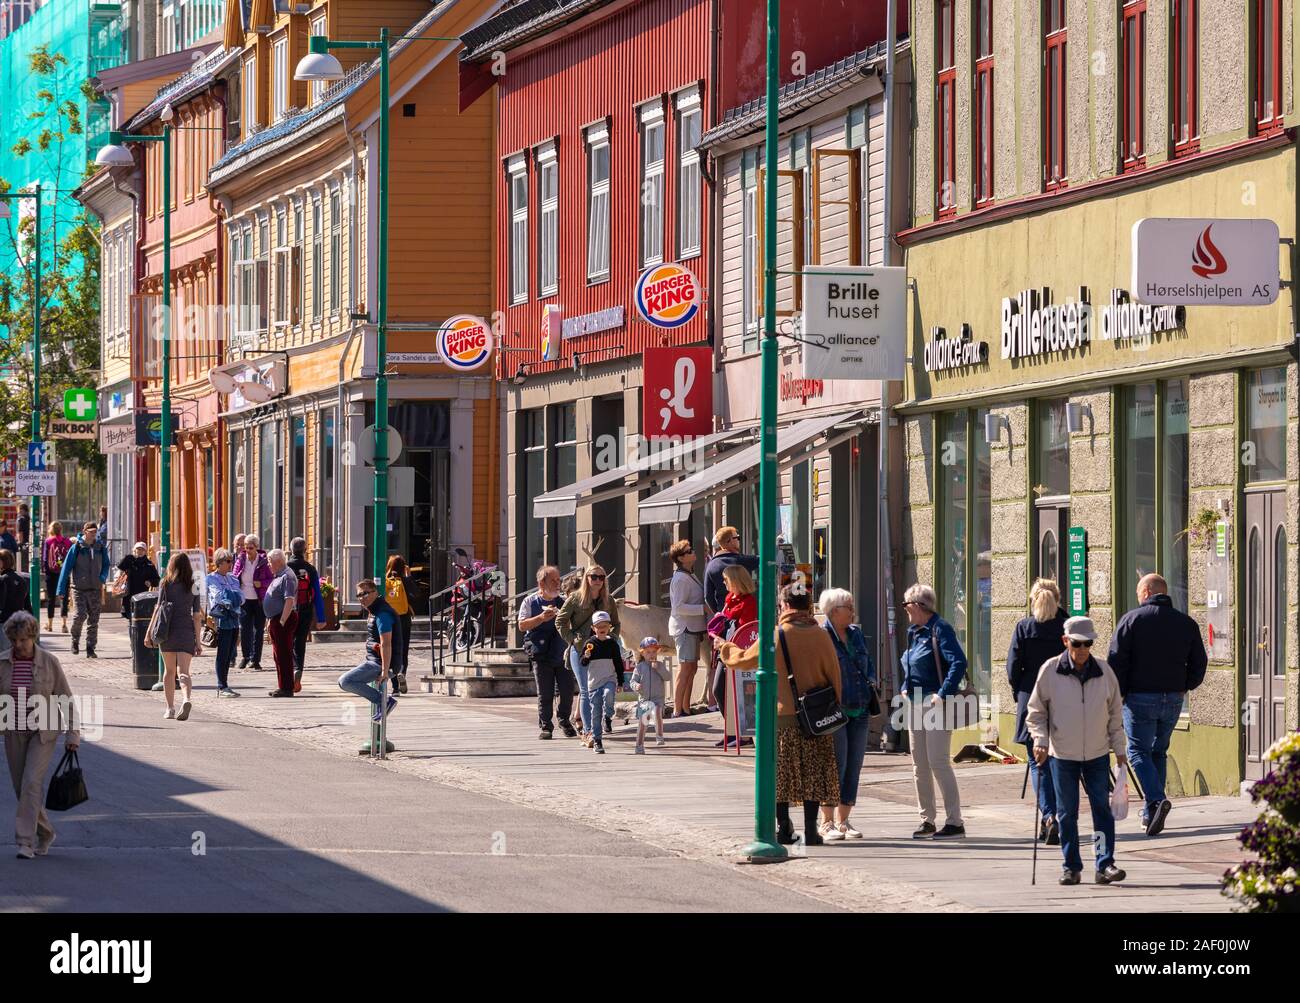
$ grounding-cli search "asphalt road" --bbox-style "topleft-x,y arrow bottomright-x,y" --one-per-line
0,670 -> 835,913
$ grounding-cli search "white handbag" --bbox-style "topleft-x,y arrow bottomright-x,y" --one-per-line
1110,765 -> 1130,821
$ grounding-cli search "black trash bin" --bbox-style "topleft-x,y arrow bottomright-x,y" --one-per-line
130,590 -> 160,690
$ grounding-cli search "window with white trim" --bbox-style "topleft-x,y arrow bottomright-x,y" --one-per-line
639,102 -> 665,267
585,124 -> 610,280
309,14 -> 327,105
507,155 -> 529,304
329,187 -> 342,312
233,224 -> 256,336
256,216 -> 269,333
311,194 -> 323,319
243,55 -> 257,136
675,88 -> 702,259
273,207 -> 289,326
292,199 -> 304,325
537,143 -> 558,296
741,147 -> 758,353
272,37 -> 287,122
846,103 -> 870,263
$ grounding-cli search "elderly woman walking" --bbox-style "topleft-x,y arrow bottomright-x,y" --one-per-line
899,583 -> 968,839
1,612 -> 79,858
720,583 -> 841,846
817,587 -> 876,841
667,540 -> 706,717
556,564 -> 621,742
1007,578 -> 1068,844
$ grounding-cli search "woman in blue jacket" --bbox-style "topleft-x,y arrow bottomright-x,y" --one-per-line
205,549 -> 245,699
899,583 -> 968,839
1006,578 -> 1068,844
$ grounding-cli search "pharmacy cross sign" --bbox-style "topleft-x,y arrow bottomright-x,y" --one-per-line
63,388 -> 97,422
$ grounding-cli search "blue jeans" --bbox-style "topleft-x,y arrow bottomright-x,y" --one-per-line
339,661 -> 384,709
1051,755 -> 1116,873
588,680 -> 616,741
569,648 -> 591,731
215,626 -> 239,689
832,712 -> 872,806
1024,741 -> 1057,819
1123,691 -> 1183,815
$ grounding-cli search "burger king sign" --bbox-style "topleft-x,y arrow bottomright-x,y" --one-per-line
436,314 -> 493,371
634,263 -> 702,329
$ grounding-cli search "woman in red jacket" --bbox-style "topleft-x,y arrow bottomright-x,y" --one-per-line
712,564 -> 758,746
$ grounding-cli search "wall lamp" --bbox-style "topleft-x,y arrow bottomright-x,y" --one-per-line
512,363 -> 530,385
1066,401 -> 1092,434
984,412 -> 1007,445
572,352 -> 585,376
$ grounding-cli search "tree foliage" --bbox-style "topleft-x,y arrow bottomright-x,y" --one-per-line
0,44 -> 104,478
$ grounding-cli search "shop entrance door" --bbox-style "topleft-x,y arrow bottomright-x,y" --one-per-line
375,448 -> 450,614
1034,496 -> 1070,587
1244,488 -> 1287,781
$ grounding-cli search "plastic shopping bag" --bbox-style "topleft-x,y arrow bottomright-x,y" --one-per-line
635,700 -> 658,726
1110,765 -> 1130,821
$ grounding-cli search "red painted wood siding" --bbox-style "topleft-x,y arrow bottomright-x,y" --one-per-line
493,0 -> 711,378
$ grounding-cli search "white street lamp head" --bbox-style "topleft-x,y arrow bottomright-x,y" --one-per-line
160,102 -> 175,122
295,51 -> 344,82
94,143 -> 135,168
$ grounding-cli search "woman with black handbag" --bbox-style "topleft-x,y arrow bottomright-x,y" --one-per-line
0,611 -> 79,858
718,583 -> 842,846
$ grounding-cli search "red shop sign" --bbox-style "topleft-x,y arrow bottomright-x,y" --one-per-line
643,346 -> 713,440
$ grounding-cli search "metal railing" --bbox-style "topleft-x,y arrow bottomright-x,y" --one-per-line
426,565 -> 504,676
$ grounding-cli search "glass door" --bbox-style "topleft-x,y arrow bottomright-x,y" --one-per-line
1244,488 -> 1286,780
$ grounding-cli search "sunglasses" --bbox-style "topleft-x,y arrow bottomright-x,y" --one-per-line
1069,639 -> 1093,649
357,590 -> 375,599
587,574 -> 606,581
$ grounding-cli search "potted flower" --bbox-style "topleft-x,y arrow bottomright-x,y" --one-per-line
319,577 -> 340,631
1223,733 -> 1300,913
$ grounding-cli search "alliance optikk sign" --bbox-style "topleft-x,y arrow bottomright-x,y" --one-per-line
800,265 -> 906,381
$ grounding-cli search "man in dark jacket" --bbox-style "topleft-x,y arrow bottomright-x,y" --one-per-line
1107,573 -> 1208,837
56,523 -> 111,658
519,564 -> 575,740
703,526 -> 760,614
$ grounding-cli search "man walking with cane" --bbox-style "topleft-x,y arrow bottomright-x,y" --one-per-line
1027,615 -> 1128,886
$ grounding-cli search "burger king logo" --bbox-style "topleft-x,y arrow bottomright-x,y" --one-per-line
540,304 -> 562,362
436,314 -> 493,371
634,263 -> 702,329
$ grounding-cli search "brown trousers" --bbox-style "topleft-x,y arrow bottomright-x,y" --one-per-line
5,731 -> 57,851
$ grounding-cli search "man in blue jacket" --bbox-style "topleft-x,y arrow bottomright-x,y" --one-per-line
56,522 -> 112,658
1107,573 -> 1208,837
703,526 -> 760,615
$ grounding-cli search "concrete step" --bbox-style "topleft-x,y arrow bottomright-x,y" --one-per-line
419,647 -> 533,698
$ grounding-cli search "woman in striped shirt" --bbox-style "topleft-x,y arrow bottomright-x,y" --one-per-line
0,611 -> 80,859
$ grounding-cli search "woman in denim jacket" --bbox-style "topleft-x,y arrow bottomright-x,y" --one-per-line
817,588 -> 876,840
206,548 -> 245,698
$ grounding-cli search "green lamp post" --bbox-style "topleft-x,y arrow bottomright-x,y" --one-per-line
0,185 -> 43,617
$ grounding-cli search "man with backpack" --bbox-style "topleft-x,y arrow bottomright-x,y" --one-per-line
287,537 -> 327,693
55,522 -> 111,658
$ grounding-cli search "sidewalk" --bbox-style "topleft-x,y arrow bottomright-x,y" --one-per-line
59,620 -> 1253,913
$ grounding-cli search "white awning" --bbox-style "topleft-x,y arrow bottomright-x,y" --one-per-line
532,427 -> 751,519
638,408 -> 876,525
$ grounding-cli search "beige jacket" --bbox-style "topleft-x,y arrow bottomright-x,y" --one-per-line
0,644 -> 80,743
1026,654 -> 1124,763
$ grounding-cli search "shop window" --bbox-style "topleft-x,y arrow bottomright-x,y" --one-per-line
972,407 -> 992,700
1172,0 -> 1199,155
639,101 -> 666,268
938,411 -> 969,650
507,156 -> 528,304
935,0 -> 956,216
973,0 -> 994,206
1246,367 -> 1288,482
551,404 -> 577,573
1256,0 -> 1283,134
259,422 -> 278,549
1120,381 -> 1189,612
320,410 -> 335,579
586,124 -> 611,281
791,460 -> 811,564
290,416 -> 306,543
1121,1 -> 1146,171
1043,0 -> 1067,190
1034,397 -> 1070,497
521,408 -> 546,582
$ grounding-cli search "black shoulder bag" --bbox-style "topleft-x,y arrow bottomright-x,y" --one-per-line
45,749 -> 88,811
778,627 -> 846,738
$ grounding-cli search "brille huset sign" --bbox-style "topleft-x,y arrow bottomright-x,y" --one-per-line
1132,217 -> 1280,306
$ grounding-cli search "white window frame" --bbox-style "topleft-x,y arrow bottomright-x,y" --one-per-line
243,55 -> 257,135
585,122 -> 611,281
309,14 -> 327,104
507,155 -> 529,305
329,185 -> 342,313
675,88 -> 702,260
311,193 -> 323,320
741,148 -> 758,353
273,206 -> 289,327
272,37 -> 288,122
638,101 -> 665,268
232,223 -> 256,337
536,142 -> 558,297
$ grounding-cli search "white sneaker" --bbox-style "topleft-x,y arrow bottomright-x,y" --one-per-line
820,821 -> 845,841
163,707 -> 176,720
176,700 -> 192,722
839,821 -> 863,839
654,737 -> 666,747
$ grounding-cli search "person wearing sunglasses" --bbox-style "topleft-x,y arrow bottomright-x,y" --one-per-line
1026,615 -> 1128,886
555,564 -> 621,744
336,580 -> 399,724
